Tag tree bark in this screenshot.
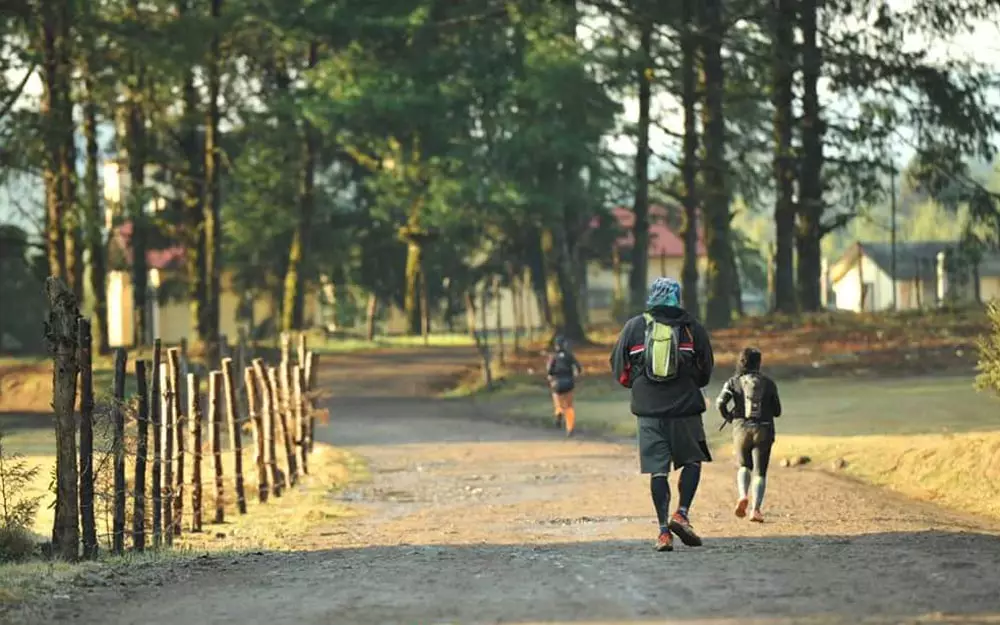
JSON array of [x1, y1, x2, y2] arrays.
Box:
[[82, 65, 109, 354], [628, 11, 653, 316], [126, 0, 149, 345], [680, 0, 700, 315], [282, 41, 320, 333], [39, 0, 71, 285], [699, 0, 735, 329], [204, 0, 224, 364], [796, 0, 824, 312], [177, 0, 206, 345], [45, 278, 79, 560], [403, 238, 423, 336], [772, 0, 797, 313]]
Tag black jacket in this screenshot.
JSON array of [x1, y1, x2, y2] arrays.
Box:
[[547, 350, 581, 379], [609, 305, 714, 418], [716, 372, 782, 425]]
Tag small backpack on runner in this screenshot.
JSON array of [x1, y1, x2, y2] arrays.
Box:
[[641, 313, 693, 382], [737, 373, 765, 420]]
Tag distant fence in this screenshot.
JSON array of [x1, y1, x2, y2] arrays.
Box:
[[46, 277, 322, 558]]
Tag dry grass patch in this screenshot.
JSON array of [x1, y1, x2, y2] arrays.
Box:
[[777, 432, 1000, 521]]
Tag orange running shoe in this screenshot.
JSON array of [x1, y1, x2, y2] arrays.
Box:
[[750, 510, 764, 523], [734, 498, 749, 518], [655, 531, 673, 552], [668, 511, 703, 547]]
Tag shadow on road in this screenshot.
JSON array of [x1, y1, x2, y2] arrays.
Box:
[[67, 530, 1000, 625]]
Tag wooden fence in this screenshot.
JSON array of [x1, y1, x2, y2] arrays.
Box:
[[61, 308, 320, 558]]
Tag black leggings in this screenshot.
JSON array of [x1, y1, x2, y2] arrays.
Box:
[[735, 423, 773, 478]]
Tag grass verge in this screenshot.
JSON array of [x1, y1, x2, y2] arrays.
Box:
[[465, 372, 1000, 522]]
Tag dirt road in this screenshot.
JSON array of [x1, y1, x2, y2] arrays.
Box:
[[41, 349, 1000, 624]]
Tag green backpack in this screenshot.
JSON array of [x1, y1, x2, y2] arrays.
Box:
[[641, 313, 689, 382]]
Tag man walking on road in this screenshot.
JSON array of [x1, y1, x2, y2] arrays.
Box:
[[610, 277, 715, 552]]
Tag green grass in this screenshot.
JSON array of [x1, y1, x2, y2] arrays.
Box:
[[311, 332, 476, 353], [485, 374, 1000, 440]]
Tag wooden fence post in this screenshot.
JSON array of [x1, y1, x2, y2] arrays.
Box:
[[305, 351, 318, 452], [167, 347, 184, 536], [253, 359, 282, 497], [277, 362, 298, 486], [111, 349, 127, 555], [151, 339, 163, 547], [221, 358, 247, 514], [133, 360, 149, 552], [244, 367, 268, 503], [78, 318, 98, 559], [209, 371, 225, 523], [280, 331, 291, 368], [293, 364, 307, 475], [264, 366, 288, 492], [161, 366, 174, 546], [296, 333, 307, 368], [188, 373, 203, 532], [44, 277, 80, 560]]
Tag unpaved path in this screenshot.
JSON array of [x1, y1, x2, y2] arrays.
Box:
[[49, 349, 1000, 624]]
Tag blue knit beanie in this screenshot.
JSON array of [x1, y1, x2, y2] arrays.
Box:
[[647, 276, 681, 308]]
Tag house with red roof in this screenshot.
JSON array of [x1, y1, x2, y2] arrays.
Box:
[[586, 204, 707, 321]]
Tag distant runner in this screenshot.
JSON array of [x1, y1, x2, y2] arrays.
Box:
[[716, 347, 782, 523], [610, 277, 715, 552], [546, 335, 583, 436]]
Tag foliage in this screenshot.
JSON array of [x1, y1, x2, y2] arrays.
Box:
[[0, 430, 41, 562], [975, 301, 1000, 395]]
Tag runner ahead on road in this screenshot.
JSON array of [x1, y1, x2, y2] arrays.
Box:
[[546, 335, 583, 436], [716, 347, 781, 523], [610, 276, 715, 552]]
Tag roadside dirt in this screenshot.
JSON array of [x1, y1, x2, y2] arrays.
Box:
[[13, 348, 1000, 625]]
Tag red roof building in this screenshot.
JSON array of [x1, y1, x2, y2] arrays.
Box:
[[609, 205, 706, 258]]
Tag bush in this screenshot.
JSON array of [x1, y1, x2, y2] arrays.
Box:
[[975, 301, 1000, 394], [0, 525, 36, 563], [0, 429, 42, 562]]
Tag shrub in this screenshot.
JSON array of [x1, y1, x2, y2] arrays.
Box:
[[0, 429, 42, 562], [975, 301, 1000, 394]]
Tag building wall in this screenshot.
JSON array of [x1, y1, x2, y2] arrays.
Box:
[[832, 254, 895, 312], [107, 269, 318, 347], [981, 276, 1000, 303]]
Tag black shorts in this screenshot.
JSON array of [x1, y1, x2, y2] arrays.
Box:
[[732, 420, 774, 472], [637, 415, 712, 474], [550, 377, 575, 394]]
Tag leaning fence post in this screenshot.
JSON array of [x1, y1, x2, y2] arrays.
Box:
[[209, 371, 225, 523], [305, 351, 318, 453], [253, 359, 282, 497], [78, 318, 98, 559], [151, 339, 163, 547], [222, 358, 247, 514], [293, 365, 308, 475], [244, 367, 268, 503], [188, 373, 203, 533], [111, 348, 127, 555], [133, 360, 149, 552], [44, 277, 80, 560], [167, 347, 184, 537], [277, 362, 298, 486], [161, 366, 174, 546], [296, 333, 307, 368]]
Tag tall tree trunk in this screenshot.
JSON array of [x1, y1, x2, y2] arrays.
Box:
[[178, 0, 205, 344], [628, 12, 653, 316], [526, 228, 552, 325], [82, 65, 108, 354], [203, 0, 223, 363], [772, 0, 797, 313], [282, 42, 319, 332], [699, 0, 735, 329], [796, 0, 824, 312], [39, 0, 68, 282], [403, 234, 423, 336], [124, 0, 148, 346], [542, 227, 585, 342], [680, 0, 700, 315]]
